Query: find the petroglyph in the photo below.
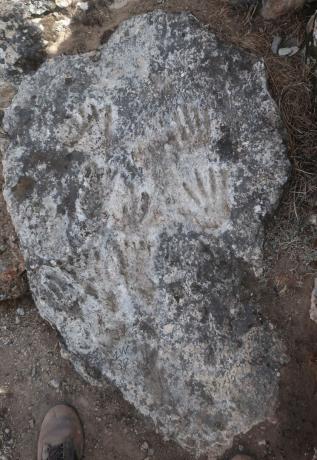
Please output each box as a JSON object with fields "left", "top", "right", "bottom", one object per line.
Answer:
{"left": 3, "top": 12, "right": 290, "bottom": 459}
{"left": 180, "top": 167, "right": 230, "bottom": 229}
{"left": 58, "top": 101, "right": 113, "bottom": 149}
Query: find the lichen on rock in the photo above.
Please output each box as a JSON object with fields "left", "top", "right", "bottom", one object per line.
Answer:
{"left": 3, "top": 11, "right": 290, "bottom": 458}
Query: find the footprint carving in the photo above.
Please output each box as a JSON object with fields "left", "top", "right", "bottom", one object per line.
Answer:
{"left": 181, "top": 168, "right": 230, "bottom": 230}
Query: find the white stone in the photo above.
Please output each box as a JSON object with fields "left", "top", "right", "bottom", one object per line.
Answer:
{"left": 310, "top": 278, "right": 317, "bottom": 323}
{"left": 55, "top": 0, "right": 72, "bottom": 7}
{"left": 77, "top": 1, "right": 88, "bottom": 10}
{"left": 278, "top": 46, "right": 299, "bottom": 57}
{"left": 108, "top": 0, "right": 130, "bottom": 9}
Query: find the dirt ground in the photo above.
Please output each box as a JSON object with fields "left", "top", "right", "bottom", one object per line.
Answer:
{"left": 0, "top": 296, "right": 195, "bottom": 460}
{"left": 1, "top": 0, "right": 317, "bottom": 459}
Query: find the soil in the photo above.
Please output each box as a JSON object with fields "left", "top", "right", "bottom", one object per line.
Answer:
{"left": 1, "top": 1, "right": 317, "bottom": 459}
{"left": 0, "top": 296, "right": 194, "bottom": 460}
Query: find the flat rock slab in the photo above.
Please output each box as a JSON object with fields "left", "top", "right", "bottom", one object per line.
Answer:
{"left": 3, "top": 11, "right": 290, "bottom": 458}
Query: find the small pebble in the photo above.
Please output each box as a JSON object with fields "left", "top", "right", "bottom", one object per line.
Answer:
{"left": 77, "top": 1, "right": 89, "bottom": 9}
{"left": 141, "top": 441, "right": 149, "bottom": 451}
{"left": 15, "top": 316, "right": 20, "bottom": 325}
{"left": 29, "top": 418, "right": 35, "bottom": 428}
{"left": 55, "top": 0, "right": 72, "bottom": 7}
{"left": 49, "top": 379, "right": 60, "bottom": 390}
{"left": 16, "top": 308, "right": 25, "bottom": 316}
{"left": 278, "top": 46, "right": 299, "bottom": 57}
{"left": 271, "top": 35, "right": 282, "bottom": 54}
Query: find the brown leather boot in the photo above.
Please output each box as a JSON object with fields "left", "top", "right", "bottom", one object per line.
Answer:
{"left": 37, "top": 404, "right": 84, "bottom": 460}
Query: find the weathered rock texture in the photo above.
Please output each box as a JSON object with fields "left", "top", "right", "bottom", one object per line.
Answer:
{"left": 0, "top": 0, "right": 60, "bottom": 300}
{"left": 0, "top": 0, "right": 84, "bottom": 299}
{"left": 3, "top": 12, "right": 289, "bottom": 458}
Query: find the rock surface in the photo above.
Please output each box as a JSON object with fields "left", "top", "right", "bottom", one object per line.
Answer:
{"left": 3, "top": 11, "right": 289, "bottom": 458}
{"left": 0, "top": 0, "right": 55, "bottom": 300}
{"left": 0, "top": 0, "right": 79, "bottom": 299}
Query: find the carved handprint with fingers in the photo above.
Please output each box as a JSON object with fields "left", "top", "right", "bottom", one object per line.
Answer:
{"left": 105, "top": 170, "right": 153, "bottom": 232}
{"left": 58, "top": 102, "right": 112, "bottom": 149}
{"left": 172, "top": 105, "right": 213, "bottom": 148}
{"left": 132, "top": 103, "right": 233, "bottom": 232}
{"left": 133, "top": 104, "right": 216, "bottom": 168}
{"left": 121, "top": 183, "right": 151, "bottom": 229}
{"left": 180, "top": 167, "right": 231, "bottom": 230}
{"left": 158, "top": 105, "right": 214, "bottom": 153}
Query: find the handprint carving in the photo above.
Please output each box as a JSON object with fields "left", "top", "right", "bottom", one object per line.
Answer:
{"left": 154, "top": 105, "right": 215, "bottom": 153}
{"left": 132, "top": 104, "right": 232, "bottom": 231}
{"left": 180, "top": 168, "right": 230, "bottom": 230}
{"left": 58, "top": 102, "right": 112, "bottom": 149}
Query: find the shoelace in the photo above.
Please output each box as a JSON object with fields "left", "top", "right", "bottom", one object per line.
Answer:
{"left": 47, "top": 439, "right": 78, "bottom": 460}
{"left": 48, "top": 444, "right": 64, "bottom": 460}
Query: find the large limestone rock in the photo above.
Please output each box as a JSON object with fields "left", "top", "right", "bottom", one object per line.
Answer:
{"left": 3, "top": 11, "right": 289, "bottom": 458}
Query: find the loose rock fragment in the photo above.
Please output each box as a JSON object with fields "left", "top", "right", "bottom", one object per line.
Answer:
{"left": 278, "top": 46, "right": 299, "bottom": 57}
{"left": 55, "top": 0, "right": 72, "bottom": 7}
{"left": 271, "top": 35, "right": 282, "bottom": 54}
{"left": 310, "top": 278, "right": 317, "bottom": 323}
{"left": 49, "top": 379, "right": 60, "bottom": 390}
{"left": 108, "top": 0, "right": 130, "bottom": 9}
{"left": 28, "top": 1, "right": 56, "bottom": 15}
{"left": 76, "top": 1, "right": 89, "bottom": 10}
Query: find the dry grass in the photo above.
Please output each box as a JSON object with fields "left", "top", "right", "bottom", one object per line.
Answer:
{"left": 268, "top": 55, "right": 317, "bottom": 215}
